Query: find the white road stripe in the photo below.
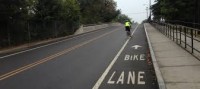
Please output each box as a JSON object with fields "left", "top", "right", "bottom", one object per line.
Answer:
{"left": 0, "top": 29, "right": 107, "bottom": 59}
{"left": 92, "top": 25, "right": 139, "bottom": 89}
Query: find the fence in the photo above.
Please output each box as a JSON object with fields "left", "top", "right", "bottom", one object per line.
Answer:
{"left": 0, "top": 20, "right": 79, "bottom": 48}
{"left": 151, "top": 22, "right": 200, "bottom": 59}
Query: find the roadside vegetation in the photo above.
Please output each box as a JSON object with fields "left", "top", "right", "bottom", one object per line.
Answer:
{"left": 0, "top": 0, "right": 131, "bottom": 48}
{"left": 151, "top": 0, "right": 200, "bottom": 27}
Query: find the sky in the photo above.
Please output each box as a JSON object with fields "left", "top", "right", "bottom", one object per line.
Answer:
{"left": 114, "top": 0, "right": 155, "bottom": 23}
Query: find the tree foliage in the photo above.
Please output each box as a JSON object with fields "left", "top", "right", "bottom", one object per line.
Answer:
{"left": 78, "top": 0, "right": 119, "bottom": 24}
{"left": 0, "top": 0, "right": 121, "bottom": 47}
{"left": 34, "top": 0, "right": 80, "bottom": 21}
{"left": 0, "top": 0, "right": 36, "bottom": 46}
{"left": 116, "top": 14, "right": 132, "bottom": 23}
{"left": 151, "top": 0, "right": 200, "bottom": 25}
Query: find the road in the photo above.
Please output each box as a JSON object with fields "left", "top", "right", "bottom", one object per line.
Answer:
{"left": 0, "top": 24, "right": 158, "bottom": 89}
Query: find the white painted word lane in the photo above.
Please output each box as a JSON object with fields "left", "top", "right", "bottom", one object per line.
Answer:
{"left": 107, "top": 71, "right": 145, "bottom": 85}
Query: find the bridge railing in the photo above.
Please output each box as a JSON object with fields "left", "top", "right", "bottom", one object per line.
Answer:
{"left": 150, "top": 22, "right": 200, "bottom": 60}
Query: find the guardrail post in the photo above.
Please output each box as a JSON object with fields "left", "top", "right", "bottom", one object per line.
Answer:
{"left": 176, "top": 25, "right": 178, "bottom": 43}
{"left": 166, "top": 24, "right": 168, "bottom": 36}
{"left": 184, "top": 27, "right": 187, "bottom": 48}
{"left": 180, "top": 26, "right": 182, "bottom": 45}
{"left": 165, "top": 24, "right": 167, "bottom": 36}
{"left": 159, "top": 23, "right": 161, "bottom": 32}
{"left": 169, "top": 25, "right": 170, "bottom": 37}
{"left": 161, "top": 23, "right": 162, "bottom": 32}
{"left": 191, "top": 28, "right": 194, "bottom": 53}
{"left": 168, "top": 24, "right": 170, "bottom": 37}
{"left": 173, "top": 25, "right": 175, "bottom": 41}
{"left": 167, "top": 25, "right": 169, "bottom": 37}
{"left": 166, "top": 24, "right": 168, "bottom": 37}
{"left": 195, "top": 30, "right": 197, "bottom": 37}
{"left": 162, "top": 23, "right": 164, "bottom": 34}
{"left": 170, "top": 25, "right": 172, "bottom": 39}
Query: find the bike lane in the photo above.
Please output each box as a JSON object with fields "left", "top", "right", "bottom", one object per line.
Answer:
{"left": 96, "top": 24, "right": 159, "bottom": 89}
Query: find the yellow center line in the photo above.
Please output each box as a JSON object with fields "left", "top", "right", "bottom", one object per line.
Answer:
{"left": 0, "top": 29, "right": 120, "bottom": 81}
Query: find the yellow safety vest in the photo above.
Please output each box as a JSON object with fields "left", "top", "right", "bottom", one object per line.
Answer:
{"left": 125, "top": 22, "right": 130, "bottom": 27}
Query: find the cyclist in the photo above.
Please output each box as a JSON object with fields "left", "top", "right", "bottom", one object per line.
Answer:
{"left": 124, "top": 20, "right": 132, "bottom": 37}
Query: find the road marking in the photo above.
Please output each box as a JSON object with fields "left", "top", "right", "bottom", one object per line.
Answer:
{"left": 138, "top": 71, "right": 145, "bottom": 85}
{"left": 107, "top": 71, "right": 145, "bottom": 85}
{"left": 92, "top": 25, "right": 139, "bottom": 89}
{"left": 0, "top": 28, "right": 119, "bottom": 81}
{"left": 131, "top": 45, "right": 142, "bottom": 50}
{"left": 124, "top": 54, "right": 145, "bottom": 61}
{"left": 0, "top": 28, "right": 109, "bottom": 59}
{"left": 127, "top": 71, "right": 135, "bottom": 84}
{"left": 107, "top": 71, "right": 116, "bottom": 84}
{"left": 116, "top": 71, "right": 125, "bottom": 84}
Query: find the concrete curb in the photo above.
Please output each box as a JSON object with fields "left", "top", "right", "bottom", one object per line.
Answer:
{"left": 0, "top": 24, "right": 120, "bottom": 55}
{"left": 144, "top": 23, "right": 166, "bottom": 89}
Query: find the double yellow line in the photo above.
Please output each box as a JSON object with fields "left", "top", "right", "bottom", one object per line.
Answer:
{"left": 0, "top": 29, "right": 119, "bottom": 81}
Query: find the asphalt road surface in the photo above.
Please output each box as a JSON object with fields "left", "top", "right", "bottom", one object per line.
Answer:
{"left": 0, "top": 24, "right": 158, "bottom": 89}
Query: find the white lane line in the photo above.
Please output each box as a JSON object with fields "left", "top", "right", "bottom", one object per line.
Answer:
{"left": 92, "top": 25, "right": 139, "bottom": 89}
{"left": 0, "top": 37, "right": 78, "bottom": 59}
{"left": 0, "top": 28, "right": 109, "bottom": 59}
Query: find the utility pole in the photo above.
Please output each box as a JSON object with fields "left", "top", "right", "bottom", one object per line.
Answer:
{"left": 149, "top": 0, "right": 151, "bottom": 21}
{"left": 143, "top": 4, "right": 149, "bottom": 20}
{"left": 146, "top": 7, "right": 148, "bottom": 20}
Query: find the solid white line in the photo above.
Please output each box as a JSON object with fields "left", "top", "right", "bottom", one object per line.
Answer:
{"left": 92, "top": 25, "right": 139, "bottom": 89}
{"left": 144, "top": 23, "right": 166, "bottom": 89}
{"left": 0, "top": 37, "right": 76, "bottom": 59}
{"left": 0, "top": 29, "right": 106, "bottom": 59}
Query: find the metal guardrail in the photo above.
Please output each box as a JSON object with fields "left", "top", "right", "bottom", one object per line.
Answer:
{"left": 151, "top": 22, "right": 200, "bottom": 60}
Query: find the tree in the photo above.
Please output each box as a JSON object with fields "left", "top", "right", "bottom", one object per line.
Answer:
{"left": 34, "top": 0, "right": 79, "bottom": 21}
{"left": 77, "top": 0, "right": 120, "bottom": 24}
{"left": 33, "top": 0, "right": 81, "bottom": 38}
{"left": 0, "top": 0, "right": 36, "bottom": 46}
{"left": 0, "top": 0, "right": 120, "bottom": 47}
{"left": 151, "top": 0, "right": 199, "bottom": 27}
{"left": 116, "top": 13, "right": 132, "bottom": 23}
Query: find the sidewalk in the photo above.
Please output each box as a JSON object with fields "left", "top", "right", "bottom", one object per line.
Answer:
{"left": 145, "top": 23, "right": 200, "bottom": 89}
{"left": 153, "top": 23, "right": 200, "bottom": 58}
